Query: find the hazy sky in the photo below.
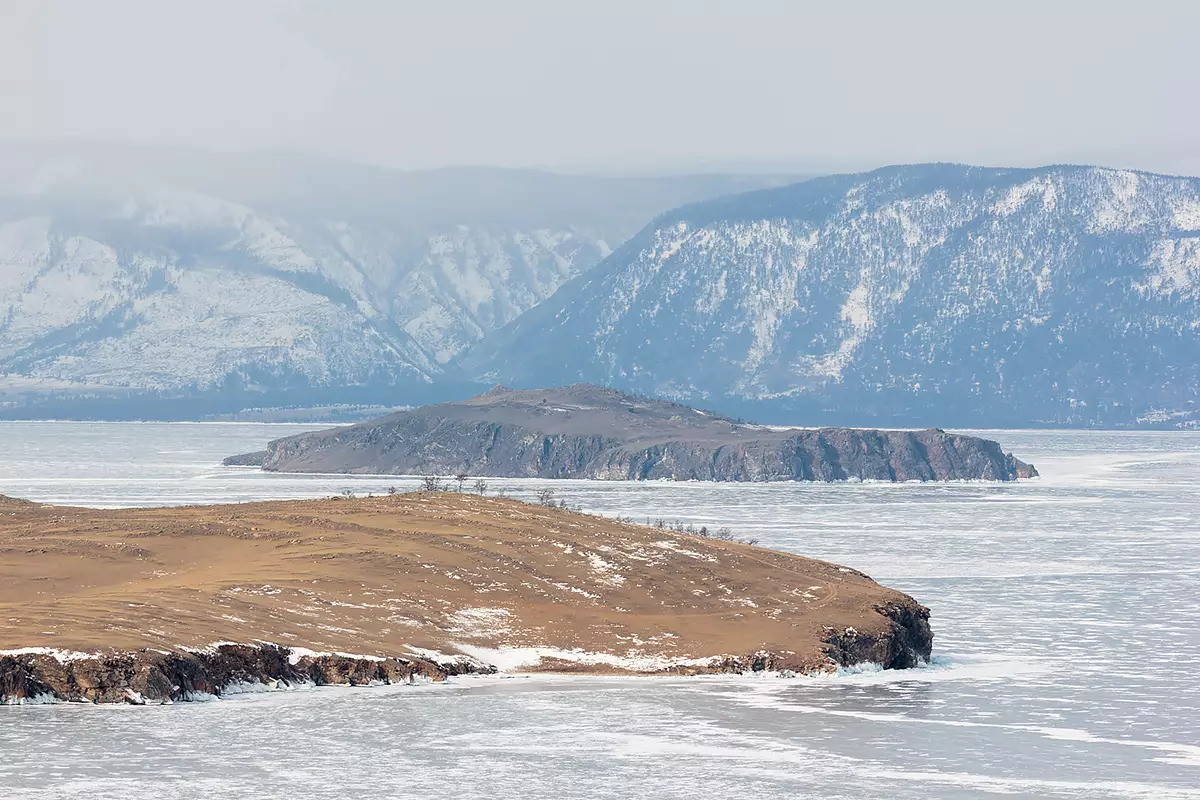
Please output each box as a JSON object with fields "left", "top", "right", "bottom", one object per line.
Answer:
{"left": 4, "top": 0, "right": 1200, "bottom": 175}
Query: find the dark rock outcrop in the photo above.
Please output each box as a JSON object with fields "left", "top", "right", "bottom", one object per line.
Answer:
{"left": 226, "top": 384, "right": 1036, "bottom": 481}
{"left": 822, "top": 601, "right": 934, "bottom": 670}
{"left": 221, "top": 450, "right": 267, "bottom": 467}
{"left": 0, "top": 644, "right": 476, "bottom": 705}
{"left": 665, "top": 599, "right": 933, "bottom": 676}
{"left": 2, "top": 600, "right": 935, "bottom": 702}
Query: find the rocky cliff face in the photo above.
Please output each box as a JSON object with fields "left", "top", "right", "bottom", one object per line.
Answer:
{"left": 237, "top": 384, "right": 1035, "bottom": 481}
{"left": 823, "top": 600, "right": 934, "bottom": 670}
{"left": 0, "top": 644, "right": 469, "bottom": 705}
{"left": 1, "top": 601, "right": 933, "bottom": 702}
{"left": 466, "top": 164, "right": 1200, "bottom": 427}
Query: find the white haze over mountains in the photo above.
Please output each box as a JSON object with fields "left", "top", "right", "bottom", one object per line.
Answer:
{"left": 4, "top": 1, "right": 1200, "bottom": 176}
{"left": 0, "top": 143, "right": 793, "bottom": 412}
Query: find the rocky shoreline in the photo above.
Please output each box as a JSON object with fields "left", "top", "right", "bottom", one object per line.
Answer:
{"left": 1, "top": 491, "right": 934, "bottom": 704}
{"left": 0, "top": 644, "right": 464, "bottom": 705}
{"left": 1, "top": 600, "right": 931, "bottom": 704}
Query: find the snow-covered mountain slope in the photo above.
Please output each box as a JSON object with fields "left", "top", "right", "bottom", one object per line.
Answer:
{"left": 464, "top": 164, "right": 1200, "bottom": 426}
{"left": 0, "top": 145, "right": 793, "bottom": 402}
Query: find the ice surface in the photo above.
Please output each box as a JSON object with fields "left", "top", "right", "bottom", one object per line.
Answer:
{"left": 1, "top": 424, "right": 1200, "bottom": 799}
{"left": 452, "top": 644, "right": 717, "bottom": 673}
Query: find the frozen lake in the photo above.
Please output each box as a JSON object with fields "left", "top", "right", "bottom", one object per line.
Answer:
{"left": 1, "top": 423, "right": 1198, "bottom": 799}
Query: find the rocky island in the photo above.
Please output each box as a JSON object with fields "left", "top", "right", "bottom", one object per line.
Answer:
{"left": 0, "top": 492, "right": 930, "bottom": 704}
{"left": 226, "top": 384, "right": 1036, "bottom": 481}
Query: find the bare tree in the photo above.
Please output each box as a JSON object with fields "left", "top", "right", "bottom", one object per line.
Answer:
{"left": 421, "top": 476, "right": 442, "bottom": 492}
{"left": 473, "top": 479, "right": 488, "bottom": 496}
{"left": 387, "top": 485, "right": 397, "bottom": 496}
{"left": 536, "top": 488, "right": 556, "bottom": 507}
{"left": 649, "top": 518, "right": 758, "bottom": 546}
{"left": 455, "top": 473, "right": 469, "bottom": 493}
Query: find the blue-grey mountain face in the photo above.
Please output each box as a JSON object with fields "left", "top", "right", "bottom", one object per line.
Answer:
{"left": 464, "top": 165, "right": 1200, "bottom": 426}
{"left": 0, "top": 144, "right": 795, "bottom": 414}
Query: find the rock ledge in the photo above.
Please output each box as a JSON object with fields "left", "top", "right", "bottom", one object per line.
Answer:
{"left": 2, "top": 600, "right": 932, "bottom": 704}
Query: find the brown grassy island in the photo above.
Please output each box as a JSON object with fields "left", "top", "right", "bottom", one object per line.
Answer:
{"left": 0, "top": 492, "right": 930, "bottom": 704}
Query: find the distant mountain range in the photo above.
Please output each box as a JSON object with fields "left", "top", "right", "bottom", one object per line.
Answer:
{"left": 467, "top": 164, "right": 1200, "bottom": 427}
{"left": 2, "top": 149, "right": 1198, "bottom": 427}
{"left": 0, "top": 143, "right": 793, "bottom": 415}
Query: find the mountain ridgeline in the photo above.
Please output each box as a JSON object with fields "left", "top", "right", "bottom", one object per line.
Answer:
{"left": 0, "top": 143, "right": 795, "bottom": 415}
{"left": 227, "top": 385, "right": 1036, "bottom": 482}
{"left": 465, "top": 164, "right": 1200, "bottom": 427}
{"left": 3, "top": 153, "right": 1199, "bottom": 427}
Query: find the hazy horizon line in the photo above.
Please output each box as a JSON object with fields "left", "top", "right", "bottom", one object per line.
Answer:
{"left": 3, "top": 137, "right": 1200, "bottom": 182}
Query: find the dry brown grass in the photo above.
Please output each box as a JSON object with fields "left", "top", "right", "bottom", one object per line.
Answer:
{"left": 0, "top": 492, "right": 914, "bottom": 671}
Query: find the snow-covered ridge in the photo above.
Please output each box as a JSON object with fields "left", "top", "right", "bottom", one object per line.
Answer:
{"left": 0, "top": 197, "right": 592, "bottom": 390}
{"left": 0, "top": 146, "right": 788, "bottom": 397}
{"left": 468, "top": 164, "right": 1200, "bottom": 427}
